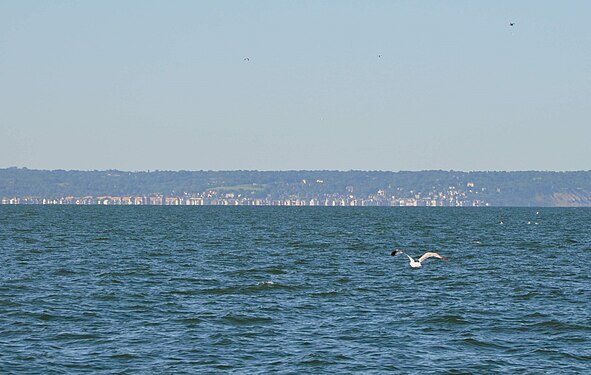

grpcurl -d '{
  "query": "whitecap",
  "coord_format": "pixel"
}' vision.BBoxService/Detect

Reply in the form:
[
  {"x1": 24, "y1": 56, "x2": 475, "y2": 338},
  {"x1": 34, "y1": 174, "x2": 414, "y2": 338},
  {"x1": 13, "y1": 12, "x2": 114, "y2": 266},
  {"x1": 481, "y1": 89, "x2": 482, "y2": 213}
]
[{"x1": 257, "y1": 281, "x2": 274, "y2": 286}]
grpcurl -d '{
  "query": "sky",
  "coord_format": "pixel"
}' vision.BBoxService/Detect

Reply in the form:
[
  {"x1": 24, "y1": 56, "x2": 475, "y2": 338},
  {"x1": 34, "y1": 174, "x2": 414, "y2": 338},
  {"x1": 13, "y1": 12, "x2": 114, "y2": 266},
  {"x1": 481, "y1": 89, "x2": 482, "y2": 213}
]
[{"x1": 1, "y1": 1, "x2": 590, "y2": 172}]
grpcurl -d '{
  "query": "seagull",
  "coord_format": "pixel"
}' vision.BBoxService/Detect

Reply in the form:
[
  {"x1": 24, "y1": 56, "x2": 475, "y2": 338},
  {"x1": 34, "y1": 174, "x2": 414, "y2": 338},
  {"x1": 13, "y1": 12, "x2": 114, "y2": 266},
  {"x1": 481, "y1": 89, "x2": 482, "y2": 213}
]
[
  {"x1": 244, "y1": 57, "x2": 250, "y2": 62},
  {"x1": 509, "y1": 22, "x2": 515, "y2": 27},
  {"x1": 391, "y1": 249, "x2": 449, "y2": 268}
]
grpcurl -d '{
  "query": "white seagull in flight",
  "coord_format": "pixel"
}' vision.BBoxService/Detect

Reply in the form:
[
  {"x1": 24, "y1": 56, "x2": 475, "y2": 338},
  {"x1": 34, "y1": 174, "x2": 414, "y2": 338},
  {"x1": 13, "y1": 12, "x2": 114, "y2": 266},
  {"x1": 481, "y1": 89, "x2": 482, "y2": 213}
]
[{"x1": 391, "y1": 249, "x2": 449, "y2": 268}]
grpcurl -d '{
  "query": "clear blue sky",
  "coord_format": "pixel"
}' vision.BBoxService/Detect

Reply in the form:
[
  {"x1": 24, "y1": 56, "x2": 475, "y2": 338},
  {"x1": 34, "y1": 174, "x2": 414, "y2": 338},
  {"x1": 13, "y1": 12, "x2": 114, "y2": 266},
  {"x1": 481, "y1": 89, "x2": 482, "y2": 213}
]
[{"x1": 1, "y1": 1, "x2": 590, "y2": 171}]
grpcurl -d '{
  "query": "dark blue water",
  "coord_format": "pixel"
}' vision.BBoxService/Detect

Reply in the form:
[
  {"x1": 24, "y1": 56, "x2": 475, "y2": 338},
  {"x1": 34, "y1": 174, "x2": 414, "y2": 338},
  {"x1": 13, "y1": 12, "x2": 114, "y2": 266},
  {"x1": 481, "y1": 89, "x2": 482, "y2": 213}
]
[{"x1": 1, "y1": 207, "x2": 590, "y2": 373}]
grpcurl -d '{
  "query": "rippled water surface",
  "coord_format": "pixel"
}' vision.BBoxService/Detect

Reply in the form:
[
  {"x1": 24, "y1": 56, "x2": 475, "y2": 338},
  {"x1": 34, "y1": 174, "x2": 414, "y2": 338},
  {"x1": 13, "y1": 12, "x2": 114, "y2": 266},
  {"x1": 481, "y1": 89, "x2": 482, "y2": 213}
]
[{"x1": 1, "y1": 206, "x2": 590, "y2": 373}]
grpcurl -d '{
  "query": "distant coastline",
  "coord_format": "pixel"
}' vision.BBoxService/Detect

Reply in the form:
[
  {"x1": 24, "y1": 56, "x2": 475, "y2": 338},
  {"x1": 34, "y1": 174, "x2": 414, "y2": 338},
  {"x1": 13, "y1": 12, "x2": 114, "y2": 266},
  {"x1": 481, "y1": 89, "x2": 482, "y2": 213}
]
[{"x1": 2, "y1": 168, "x2": 591, "y2": 207}]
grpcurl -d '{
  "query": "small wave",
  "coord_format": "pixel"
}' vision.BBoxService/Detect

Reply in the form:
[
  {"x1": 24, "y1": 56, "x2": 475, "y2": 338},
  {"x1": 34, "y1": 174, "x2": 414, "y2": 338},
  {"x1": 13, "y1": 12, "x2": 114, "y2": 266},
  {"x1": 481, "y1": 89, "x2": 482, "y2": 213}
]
[
  {"x1": 55, "y1": 332, "x2": 100, "y2": 340},
  {"x1": 13, "y1": 228, "x2": 34, "y2": 233},
  {"x1": 173, "y1": 286, "x2": 238, "y2": 295},
  {"x1": 530, "y1": 348, "x2": 591, "y2": 361},
  {"x1": 557, "y1": 335, "x2": 587, "y2": 343},
  {"x1": 110, "y1": 353, "x2": 140, "y2": 360},
  {"x1": 170, "y1": 282, "x2": 295, "y2": 296},
  {"x1": 513, "y1": 292, "x2": 536, "y2": 300},
  {"x1": 55, "y1": 268, "x2": 75, "y2": 276},
  {"x1": 287, "y1": 240, "x2": 330, "y2": 250},
  {"x1": 245, "y1": 282, "x2": 300, "y2": 293},
  {"x1": 256, "y1": 281, "x2": 274, "y2": 286},
  {"x1": 462, "y1": 338, "x2": 507, "y2": 349},
  {"x1": 346, "y1": 242, "x2": 367, "y2": 251},
  {"x1": 420, "y1": 315, "x2": 471, "y2": 325},
  {"x1": 169, "y1": 289, "x2": 201, "y2": 295},
  {"x1": 221, "y1": 314, "x2": 273, "y2": 325},
  {"x1": 300, "y1": 358, "x2": 333, "y2": 366},
  {"x1": 524, "y1": 312, "x2": 547, "y2": 319},
  {"x1": 92, "y1": 237, "x2": 111, "y2": 241},
  {"x1": 15, "y1": 236, "x2": 39, "y2": 244},
  {"x1": 178, "y1": 317, "x2": 203, "y2": 325},
  {"x1": 234, "y1": 267, "x2": 286, "y2": 276},
  {"x1": 309, "y1": 290, "x2": 340, "y2": 297},
  {"x1": 92, "y1": 293, "x2": 118, "y2": 301},
  {"x1": 530, "y1": 320, "x2": 590, "y2": 331},
  {"x1": 38, "y1": 313, "x2": 59, "y2": 321}
]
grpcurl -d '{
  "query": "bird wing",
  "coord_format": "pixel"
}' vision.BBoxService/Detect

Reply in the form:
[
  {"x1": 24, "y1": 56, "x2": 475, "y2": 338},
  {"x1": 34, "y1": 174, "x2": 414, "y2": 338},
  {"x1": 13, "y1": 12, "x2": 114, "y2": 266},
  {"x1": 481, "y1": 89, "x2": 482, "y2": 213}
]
[{"x1": 418, "y1": 252, "x2": 449, "y2": 262}]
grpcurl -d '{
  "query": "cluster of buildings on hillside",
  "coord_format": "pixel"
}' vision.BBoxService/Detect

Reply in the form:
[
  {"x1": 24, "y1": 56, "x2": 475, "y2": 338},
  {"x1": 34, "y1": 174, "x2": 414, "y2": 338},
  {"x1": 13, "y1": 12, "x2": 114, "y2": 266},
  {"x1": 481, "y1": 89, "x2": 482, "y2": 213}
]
[
  {"x1": 1, "y1": 185, "x2": 489, "y2": 207},
  {"x1": 0, "y1": 196, "x2": 488, "y2": 206}
]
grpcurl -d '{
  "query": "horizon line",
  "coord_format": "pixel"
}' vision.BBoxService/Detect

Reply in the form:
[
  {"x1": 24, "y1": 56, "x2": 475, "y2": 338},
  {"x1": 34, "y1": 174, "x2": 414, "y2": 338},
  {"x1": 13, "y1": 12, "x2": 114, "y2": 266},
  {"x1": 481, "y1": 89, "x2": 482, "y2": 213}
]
[{"x1": 3, "y1": 167, "x2": 591, "y2": 174}]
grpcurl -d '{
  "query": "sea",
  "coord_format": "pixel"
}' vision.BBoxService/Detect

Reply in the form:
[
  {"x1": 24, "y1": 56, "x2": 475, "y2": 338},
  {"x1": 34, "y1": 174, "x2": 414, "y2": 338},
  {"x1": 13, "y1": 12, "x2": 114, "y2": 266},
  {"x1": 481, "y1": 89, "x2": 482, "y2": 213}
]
[{"x1": 1, "y1": 206, "x2": 590, "y2": 374}]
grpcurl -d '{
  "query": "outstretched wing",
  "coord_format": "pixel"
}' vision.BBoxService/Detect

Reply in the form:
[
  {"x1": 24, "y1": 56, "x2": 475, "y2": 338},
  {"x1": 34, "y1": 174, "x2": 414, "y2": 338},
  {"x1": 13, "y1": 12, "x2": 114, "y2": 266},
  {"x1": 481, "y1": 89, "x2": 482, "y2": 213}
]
[{"x1": 418, "y1": 252, "x2": 449, "y2": 262}]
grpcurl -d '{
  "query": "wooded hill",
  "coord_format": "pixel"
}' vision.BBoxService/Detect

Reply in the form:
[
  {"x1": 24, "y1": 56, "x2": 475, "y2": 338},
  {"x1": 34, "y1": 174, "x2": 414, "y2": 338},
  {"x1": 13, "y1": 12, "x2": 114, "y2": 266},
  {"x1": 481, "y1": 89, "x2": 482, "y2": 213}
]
[{"x1": 2, "y1": 168, "x2": 591, "y2": 206}]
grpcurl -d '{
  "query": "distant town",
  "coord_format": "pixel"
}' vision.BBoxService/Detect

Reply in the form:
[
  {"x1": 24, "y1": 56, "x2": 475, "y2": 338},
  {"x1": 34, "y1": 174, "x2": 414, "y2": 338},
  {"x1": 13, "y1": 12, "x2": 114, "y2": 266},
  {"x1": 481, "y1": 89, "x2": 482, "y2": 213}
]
[
  {"x1": 2, "y1": 168, "x2": 591, "y2": 207},
  {"x1": 1, "y1": 182, "x2": 486, "y2": 207}
]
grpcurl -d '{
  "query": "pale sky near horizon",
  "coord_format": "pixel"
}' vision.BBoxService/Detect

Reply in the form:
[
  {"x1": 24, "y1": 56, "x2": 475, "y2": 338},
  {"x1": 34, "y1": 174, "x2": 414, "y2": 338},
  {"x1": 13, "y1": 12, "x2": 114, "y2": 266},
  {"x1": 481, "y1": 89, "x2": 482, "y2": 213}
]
[{"x1": 1, "y1": 1, "x2": 590, "y2": 171}]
